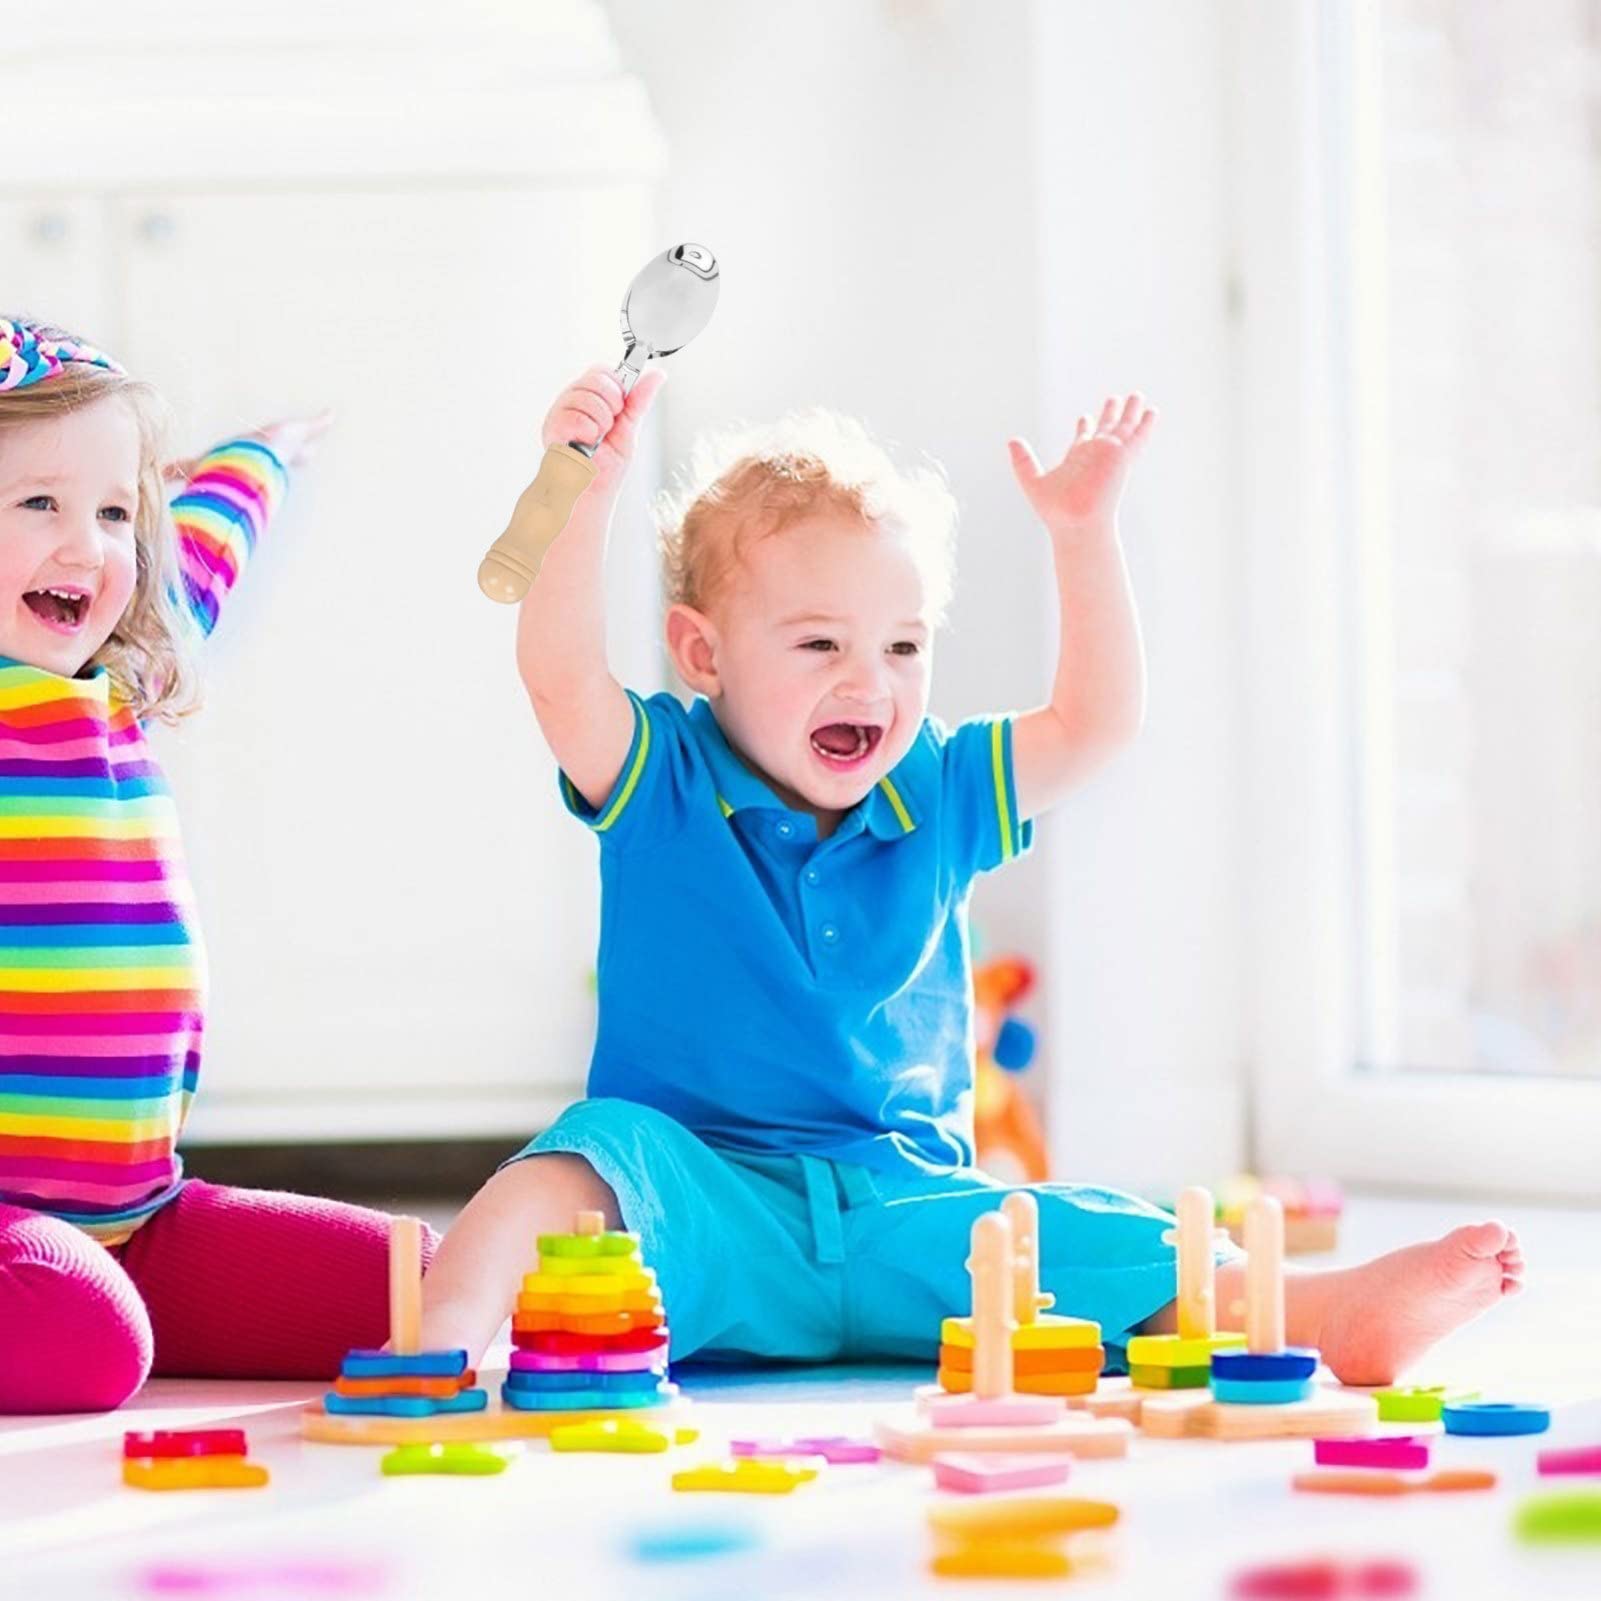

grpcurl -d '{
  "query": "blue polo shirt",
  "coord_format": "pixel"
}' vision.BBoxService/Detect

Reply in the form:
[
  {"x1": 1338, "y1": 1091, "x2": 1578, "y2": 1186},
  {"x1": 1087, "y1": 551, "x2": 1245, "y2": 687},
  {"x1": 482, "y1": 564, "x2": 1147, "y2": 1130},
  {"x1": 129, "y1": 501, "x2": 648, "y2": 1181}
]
[{"x1": 559, "y1": 691, "x2": 1034, "y2": 1175}]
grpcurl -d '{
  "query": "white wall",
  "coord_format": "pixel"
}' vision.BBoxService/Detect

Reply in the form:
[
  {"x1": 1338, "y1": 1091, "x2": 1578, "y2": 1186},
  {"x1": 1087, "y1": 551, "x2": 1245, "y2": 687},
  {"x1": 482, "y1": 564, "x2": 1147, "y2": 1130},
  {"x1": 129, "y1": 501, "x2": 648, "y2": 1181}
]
[{"x1": 601, "y1": 0, "x2": 1246, "y2": 1190}]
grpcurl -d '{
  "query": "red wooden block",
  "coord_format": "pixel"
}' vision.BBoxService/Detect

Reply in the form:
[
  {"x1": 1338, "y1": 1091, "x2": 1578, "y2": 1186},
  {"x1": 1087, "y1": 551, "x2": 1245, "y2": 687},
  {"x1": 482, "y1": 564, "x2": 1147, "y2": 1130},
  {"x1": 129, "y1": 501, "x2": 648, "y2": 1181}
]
[{"x1": 123, "y1": 1428, "x2": 248, "y2": 1460}]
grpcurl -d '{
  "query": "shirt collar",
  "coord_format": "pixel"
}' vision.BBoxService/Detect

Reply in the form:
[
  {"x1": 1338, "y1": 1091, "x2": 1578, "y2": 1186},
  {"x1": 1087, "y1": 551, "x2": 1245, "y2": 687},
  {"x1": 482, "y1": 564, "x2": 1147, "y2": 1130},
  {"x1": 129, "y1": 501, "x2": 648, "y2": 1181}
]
[{"x1": 687, "y1": 695, "x2": 924, "y2": 841}]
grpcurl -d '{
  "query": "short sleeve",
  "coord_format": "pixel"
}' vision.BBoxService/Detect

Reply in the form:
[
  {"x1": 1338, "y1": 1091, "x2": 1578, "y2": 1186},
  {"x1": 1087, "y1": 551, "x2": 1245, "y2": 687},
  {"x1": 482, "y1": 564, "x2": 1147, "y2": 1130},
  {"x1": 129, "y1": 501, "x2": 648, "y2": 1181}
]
[
  {"x1": 557, "y1": 689, "x2": 698, "y2": 850},
  {"x1": 935, "y1": 715, "x2": 1035, "y2": 880}
]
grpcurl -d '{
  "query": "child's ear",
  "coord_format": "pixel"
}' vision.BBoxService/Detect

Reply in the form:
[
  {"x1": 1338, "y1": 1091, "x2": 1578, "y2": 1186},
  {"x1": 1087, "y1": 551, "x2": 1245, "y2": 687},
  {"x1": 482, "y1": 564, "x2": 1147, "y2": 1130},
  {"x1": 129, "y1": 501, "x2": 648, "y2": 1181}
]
[{"x1": 665, "y1": 602, "x2": 720, "y2": 695}]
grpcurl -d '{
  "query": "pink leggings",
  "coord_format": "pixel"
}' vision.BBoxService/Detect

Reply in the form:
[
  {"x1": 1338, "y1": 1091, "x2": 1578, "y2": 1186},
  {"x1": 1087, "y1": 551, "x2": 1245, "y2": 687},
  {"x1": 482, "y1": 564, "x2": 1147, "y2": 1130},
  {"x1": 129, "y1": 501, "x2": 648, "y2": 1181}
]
[{"x1": 0, "y1": 1181, "x2": 438, "y2": 1415}]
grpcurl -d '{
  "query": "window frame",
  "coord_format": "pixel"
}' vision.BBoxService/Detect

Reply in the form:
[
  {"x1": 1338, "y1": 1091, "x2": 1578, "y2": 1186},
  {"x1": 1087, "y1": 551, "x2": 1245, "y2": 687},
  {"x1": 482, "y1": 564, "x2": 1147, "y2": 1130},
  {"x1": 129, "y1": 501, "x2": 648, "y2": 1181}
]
[{"x1": 1237, "y1": 0, "x2": 1601, "y2": 1202}]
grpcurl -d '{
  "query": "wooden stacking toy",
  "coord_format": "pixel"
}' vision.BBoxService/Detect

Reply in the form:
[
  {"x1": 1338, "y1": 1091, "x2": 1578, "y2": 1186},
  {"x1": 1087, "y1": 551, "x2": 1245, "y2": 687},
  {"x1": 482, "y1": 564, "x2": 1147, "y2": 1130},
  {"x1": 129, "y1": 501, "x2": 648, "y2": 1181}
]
[
  {"x1": 503, "y1": 1209, "x2": 675, "y2": 1418},
  {"x1": 877, "y1": 1198, "x2": 1132, "y2": 1462},
  {"x1": 122, "y1": 1427, "x2": 269, "y2": 1491},
  {"x1": 304, "y1": 1211, "x2": 684, "y2": 1445},
  {"x1": 936, "y1": 1192, "x2": 1106, "y2": 1398},
  {"x1": 1141, "y1": 1196, "x2": 1377, "y2": 1440},
  {"x1": 1124, "y1": 1187, "x2": 1245, "y2": 1389}
]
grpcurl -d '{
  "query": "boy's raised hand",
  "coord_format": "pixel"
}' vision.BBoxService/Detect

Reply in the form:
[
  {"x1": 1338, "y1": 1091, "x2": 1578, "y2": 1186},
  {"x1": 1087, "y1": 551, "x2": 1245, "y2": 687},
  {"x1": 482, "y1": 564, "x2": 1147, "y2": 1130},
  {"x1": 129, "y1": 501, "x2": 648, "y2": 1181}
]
[
  {"x1": 544, "y1": 364, "x2": 666, "y2": 505},
  {"x1": 1008, "y1": 393, "x2": 1156, "y2": 533}
]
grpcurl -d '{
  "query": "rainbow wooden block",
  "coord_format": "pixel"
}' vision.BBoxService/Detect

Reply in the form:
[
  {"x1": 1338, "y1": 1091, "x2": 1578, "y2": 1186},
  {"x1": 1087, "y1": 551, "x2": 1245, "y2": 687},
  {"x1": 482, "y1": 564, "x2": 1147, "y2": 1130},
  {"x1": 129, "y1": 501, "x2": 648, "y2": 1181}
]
[
  {"x1": 123, "y1": 1456, "x2": 269, "y2": 1491},
  {"x1": 1211, "y1": 1375, "x2": 1316, "y2": 1406},
  {"x1": 379, "y1": 1442, "x2": 516, "y2": 1476},
  {"x1": 1538, "y1": 1444, "x2": 1601, "y2": 1476},
  {"x1": 928, "y1": 1495, "x2": 1119, "y2": 1541},
  {"x1": 333, "y1": 1372, "x2": 479, "y2": 1400},
  {"x1": 501, "y1": 1381, "x2": 678, "y2": 1413},
  {"x1": 514, "y1": 1328, "x2": 669, "y2": 1357},
  {"x1": 671, "y1": 1459, "x2": 818, "y2": 1494},
  {"x1": 538, "y1": 1229, "x2": 640, "y2": 1259}
]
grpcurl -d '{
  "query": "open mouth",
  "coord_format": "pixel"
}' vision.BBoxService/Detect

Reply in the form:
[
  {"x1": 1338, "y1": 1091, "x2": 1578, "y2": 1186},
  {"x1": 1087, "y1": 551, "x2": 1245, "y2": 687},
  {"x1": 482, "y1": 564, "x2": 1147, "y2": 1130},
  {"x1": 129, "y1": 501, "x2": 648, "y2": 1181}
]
[
  {"x1": 809, "y1": 722, "x2": 884, "y2": 771},
  {"x1": 22, "y1": 587, "x2": 91, "y2": 635}
]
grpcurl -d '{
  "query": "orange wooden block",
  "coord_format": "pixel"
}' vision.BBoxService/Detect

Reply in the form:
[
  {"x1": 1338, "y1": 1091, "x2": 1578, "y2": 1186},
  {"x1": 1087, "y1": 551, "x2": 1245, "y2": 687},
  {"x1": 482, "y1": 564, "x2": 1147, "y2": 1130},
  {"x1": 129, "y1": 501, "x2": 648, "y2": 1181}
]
[
  {"x1": 512, "y1": 1309, "x2": 665, "y2": 1337},
  {"x1": 333, "y1": 1371, "x2": 477, "y2": 1400},
  {"x1": 940, "y1": 1343, "x2": 1104, "y2": 1376},
  {"x1": 1293, "y1": 1467, "x2": 1497, "y2": 1496},
  {"x1": 938, "y1": 1367, "x2": 1098, "y2": 1397}
]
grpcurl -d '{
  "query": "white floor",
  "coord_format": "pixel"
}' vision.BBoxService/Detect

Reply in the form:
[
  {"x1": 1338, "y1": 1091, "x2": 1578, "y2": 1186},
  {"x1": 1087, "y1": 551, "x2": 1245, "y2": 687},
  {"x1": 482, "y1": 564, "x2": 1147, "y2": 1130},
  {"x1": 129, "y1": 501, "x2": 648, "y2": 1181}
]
[{"x1": 4, "y1": 1193, "x2": 1598, "y2": 1601}]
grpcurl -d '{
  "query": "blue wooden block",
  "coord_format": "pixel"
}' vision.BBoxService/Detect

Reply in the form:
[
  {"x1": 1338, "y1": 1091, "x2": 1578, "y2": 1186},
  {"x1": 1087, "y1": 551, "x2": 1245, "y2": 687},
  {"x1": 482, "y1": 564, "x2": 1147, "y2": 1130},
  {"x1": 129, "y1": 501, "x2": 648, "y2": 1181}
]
[
  {"x1": 503, "y1": 1367, "x2": 665, "y2": 1395},
  {"x1": 340, "y1": 1349, "x2": 469, "y2": 1380},
  {"x1": 499, "y1": 1383, "x2": 669, "y2": 1412},
  {"x1": 1210, "y1": 1348, "x2": 1319, "y2": 1383},
  {"x1": 1211, "y1": 1375, "x2": 1315, "y2": 1406},
  {"x1": 1442, "y1": 1402, "x2": 1551, "y2": 1437},
  {"x1": 324, "y1": 1387, "x2": 488, "y2": 1417}
]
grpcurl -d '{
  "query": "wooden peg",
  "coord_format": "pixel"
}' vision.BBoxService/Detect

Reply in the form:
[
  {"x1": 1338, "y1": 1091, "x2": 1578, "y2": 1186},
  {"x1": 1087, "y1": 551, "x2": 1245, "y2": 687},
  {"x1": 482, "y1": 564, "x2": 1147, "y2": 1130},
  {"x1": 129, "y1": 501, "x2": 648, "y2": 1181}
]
[
  {"x1": 389, "y1": 1216, "x2": 423, "y2": 1356},
  {"x1": 1001, "y1": 1192, "x2": 1055, "y2": 1326},
  {"x1": 575, "y1": 1210, "x2": 605, "y2": 1237},
  {"x1": 1243, "y1": 1194, "x2": 1286, "y2": 1354},
  {"x1": 1172, "y1": 1187, "x2": 1216, "y2": 1341},
  {"x1": 968, "y1": 1211, "x2": 1017, "y2": 1401}
]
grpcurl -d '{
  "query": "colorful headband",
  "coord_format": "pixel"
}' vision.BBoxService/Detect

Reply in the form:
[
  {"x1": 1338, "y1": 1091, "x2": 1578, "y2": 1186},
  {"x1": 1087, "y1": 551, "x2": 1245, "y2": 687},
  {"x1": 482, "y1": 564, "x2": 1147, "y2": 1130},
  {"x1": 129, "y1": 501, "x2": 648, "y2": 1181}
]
[{"x1": 0, "y1": 316, "x2": 123, "y2": 392}]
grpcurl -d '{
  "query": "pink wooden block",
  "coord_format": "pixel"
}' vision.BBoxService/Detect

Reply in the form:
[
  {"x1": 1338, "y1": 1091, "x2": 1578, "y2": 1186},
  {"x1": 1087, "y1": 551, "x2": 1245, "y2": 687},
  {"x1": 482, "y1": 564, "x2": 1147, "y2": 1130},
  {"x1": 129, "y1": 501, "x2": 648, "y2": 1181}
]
[
  {"x1": 509, "y1": 1347, "x2": 665, "y2": 1374},
  {"x1": 924, "y1": 1394, "x2": 1064, "y2": 1428},
  {"x1": 731, "y1": 1435, "x2": 882, "y2": 1465},
  {"x1": 1537, "y1": 1444, "x2": 1601, "y2": 1476},
  {"x1": 931, "y1": 1453, "x2": 1073, "y2": 1494},
  {"x1": 1314, "y1": 1436, "x2": 1430, "y2": 1470}
]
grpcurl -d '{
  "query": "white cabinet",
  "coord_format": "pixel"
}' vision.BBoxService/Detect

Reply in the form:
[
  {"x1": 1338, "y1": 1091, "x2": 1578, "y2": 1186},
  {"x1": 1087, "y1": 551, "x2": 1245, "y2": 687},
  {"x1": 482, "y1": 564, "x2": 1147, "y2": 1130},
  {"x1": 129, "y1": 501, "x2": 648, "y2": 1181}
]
[{"x1": 1, "y1": 4, "x2": 666, "y2": 1141}]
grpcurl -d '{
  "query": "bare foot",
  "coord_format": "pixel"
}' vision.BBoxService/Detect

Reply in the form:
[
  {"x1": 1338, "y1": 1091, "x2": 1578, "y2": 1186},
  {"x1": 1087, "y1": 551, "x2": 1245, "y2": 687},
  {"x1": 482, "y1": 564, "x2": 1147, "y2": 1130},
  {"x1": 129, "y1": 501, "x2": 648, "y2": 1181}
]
[{"x1": 1303, "y1": 1221, "x2": 1524, "y2": 1386}]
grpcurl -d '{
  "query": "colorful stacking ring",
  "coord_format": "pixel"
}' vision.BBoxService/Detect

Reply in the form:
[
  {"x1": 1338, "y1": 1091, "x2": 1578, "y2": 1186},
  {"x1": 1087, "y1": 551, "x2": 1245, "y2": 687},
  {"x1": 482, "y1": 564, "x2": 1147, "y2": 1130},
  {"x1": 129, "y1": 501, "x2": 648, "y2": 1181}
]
[
  {"x1": 1442, "y1": 1402, "x2": 1551, "y2": 1438},
  {"x1": 1211, "y1": 1348, "x2": 1319, "y2": 1382},
  {"x1": 1211, "y1": 1376, "x2": 1315, "y2": 1406}
]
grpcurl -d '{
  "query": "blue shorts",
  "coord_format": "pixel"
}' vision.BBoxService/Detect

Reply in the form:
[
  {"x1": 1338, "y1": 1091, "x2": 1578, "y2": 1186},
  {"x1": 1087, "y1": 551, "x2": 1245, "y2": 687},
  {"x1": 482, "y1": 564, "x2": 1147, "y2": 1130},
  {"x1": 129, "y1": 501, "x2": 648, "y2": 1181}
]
[{"x1": 509, "y1": 1098, "x2": 1195, "y2": 1367}]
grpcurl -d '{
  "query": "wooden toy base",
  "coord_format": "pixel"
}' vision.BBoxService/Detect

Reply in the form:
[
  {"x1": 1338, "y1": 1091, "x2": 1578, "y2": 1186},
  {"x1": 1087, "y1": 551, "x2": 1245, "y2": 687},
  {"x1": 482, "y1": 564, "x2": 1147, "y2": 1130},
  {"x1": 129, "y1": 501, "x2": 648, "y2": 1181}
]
[
  {"x1": 302, "y1": 1395, "x2": 687, "y2": 1446},
  {"x1": 1066, "y1": 1376, "x2": 1146, "y2": 1424},
  {"x1": 1139, "y1": 1386, "x2": 1377, "y2": 1441},
  {"x1": 877, "y1": 1408, "x2": 1131, "y2": 1462}
]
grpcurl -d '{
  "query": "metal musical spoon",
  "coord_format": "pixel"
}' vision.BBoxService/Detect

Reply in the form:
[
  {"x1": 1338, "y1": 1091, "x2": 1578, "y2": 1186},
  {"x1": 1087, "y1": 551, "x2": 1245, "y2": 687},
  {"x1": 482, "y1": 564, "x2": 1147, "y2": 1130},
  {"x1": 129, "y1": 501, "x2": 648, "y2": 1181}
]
[{"x1": 478, "y1": 243, "x2": 720, "y2": 603}]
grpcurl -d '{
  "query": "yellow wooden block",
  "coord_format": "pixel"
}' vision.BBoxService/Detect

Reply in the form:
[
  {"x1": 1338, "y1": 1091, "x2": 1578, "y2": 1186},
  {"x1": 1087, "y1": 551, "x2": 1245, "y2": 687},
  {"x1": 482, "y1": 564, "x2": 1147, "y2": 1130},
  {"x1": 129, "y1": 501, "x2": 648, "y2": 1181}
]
[
  {"x1": 931, "y1": 1543, "x2": 1073, "y2": 1579},
  {"x1": 929, "y1": 1496, "x2": 1120, "y2": 1541},
  {"x1": 122, "y1": 1455, "x2": 269, "y2": 1491},
  {"x1": 940, "y1": 1313, "x2": 1100, "y2": 1351},
  {"x1": 516, "y1": 1290, "x2": 662, "y2": 1316},
  {"x1": 550, "y1": 1419, "x2": 671, "y2": 1454},
  {"x1": 1124, "y1": 1331, "x2": 1246, "y2": 1368},
  {"x1": 671, "y1": 1459, "x2": 818, "y2": 1494},
  {"x1": 520, "y1": 1269, "x2": 654, "y2": 1298}
]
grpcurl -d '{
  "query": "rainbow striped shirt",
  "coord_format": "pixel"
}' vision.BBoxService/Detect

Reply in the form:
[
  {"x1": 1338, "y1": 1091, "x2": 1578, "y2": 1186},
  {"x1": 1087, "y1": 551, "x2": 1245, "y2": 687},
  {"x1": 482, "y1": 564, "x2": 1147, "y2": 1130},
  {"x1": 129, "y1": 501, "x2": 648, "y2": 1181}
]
[{"x1": 0, "y1": 439, "x2": 286, "y2": 1244}]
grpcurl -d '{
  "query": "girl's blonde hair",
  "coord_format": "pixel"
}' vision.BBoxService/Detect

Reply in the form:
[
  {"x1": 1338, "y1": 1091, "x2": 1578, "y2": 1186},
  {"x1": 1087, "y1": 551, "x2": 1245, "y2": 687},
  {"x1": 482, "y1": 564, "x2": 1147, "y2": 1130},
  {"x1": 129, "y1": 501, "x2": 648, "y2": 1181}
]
[
  {"x1": 655, "y1": 409, "x2": 958, "y2": 620},
  {"x1": 0, "y1": 350, "x2": 197, "y2": 722}
]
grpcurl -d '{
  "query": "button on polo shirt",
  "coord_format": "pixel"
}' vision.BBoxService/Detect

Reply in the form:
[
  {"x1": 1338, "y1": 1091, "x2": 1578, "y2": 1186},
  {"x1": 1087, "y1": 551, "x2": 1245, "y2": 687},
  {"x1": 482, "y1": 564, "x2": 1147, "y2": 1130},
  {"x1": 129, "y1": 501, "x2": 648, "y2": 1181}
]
[{"x1": 559, "y1": 690, "x2": 1034, "y2": 1175}]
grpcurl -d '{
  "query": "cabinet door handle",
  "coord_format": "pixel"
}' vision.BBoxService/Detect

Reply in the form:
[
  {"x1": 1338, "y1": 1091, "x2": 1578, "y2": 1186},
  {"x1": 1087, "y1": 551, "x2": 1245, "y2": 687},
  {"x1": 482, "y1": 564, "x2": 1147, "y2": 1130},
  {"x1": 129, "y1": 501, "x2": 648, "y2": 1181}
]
[
  {"x1": 31, "y1": 213, "x2": 70, "y2": 245},
  {"x1": 136, "y1": 212, "x2": 177, "y2": 245}
]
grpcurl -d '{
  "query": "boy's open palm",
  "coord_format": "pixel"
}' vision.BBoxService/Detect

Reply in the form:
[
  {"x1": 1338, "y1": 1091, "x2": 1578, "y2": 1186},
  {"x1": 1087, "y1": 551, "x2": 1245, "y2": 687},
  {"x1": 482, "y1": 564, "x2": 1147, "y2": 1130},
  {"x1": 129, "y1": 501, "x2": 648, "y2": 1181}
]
[{"x1": 1008, "y1": 393, "x2": 1156, "y2": 532}]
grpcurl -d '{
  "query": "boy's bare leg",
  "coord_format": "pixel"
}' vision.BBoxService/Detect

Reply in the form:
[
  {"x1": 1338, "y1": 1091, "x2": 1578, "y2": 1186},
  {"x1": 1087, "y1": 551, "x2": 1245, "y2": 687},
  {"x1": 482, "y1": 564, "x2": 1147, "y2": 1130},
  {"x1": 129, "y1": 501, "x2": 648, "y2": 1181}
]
[
  {"x1": 1138, "y1": 1220, "x2": 1524, "y2": 1386},
  {"x1": 418, "y1": 1153, "x2": 620, "y2": 1363}
]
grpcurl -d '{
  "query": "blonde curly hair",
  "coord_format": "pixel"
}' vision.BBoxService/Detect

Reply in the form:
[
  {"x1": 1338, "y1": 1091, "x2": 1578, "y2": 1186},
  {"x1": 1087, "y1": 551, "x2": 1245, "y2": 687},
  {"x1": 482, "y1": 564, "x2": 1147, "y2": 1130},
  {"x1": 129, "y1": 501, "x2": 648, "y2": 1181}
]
[
  {"x1": 655, "y1": 409, "x2": 958, "y2": 620},
  {"x1": 0, "y1": 346, "x2": 197, "y2": 722}
]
